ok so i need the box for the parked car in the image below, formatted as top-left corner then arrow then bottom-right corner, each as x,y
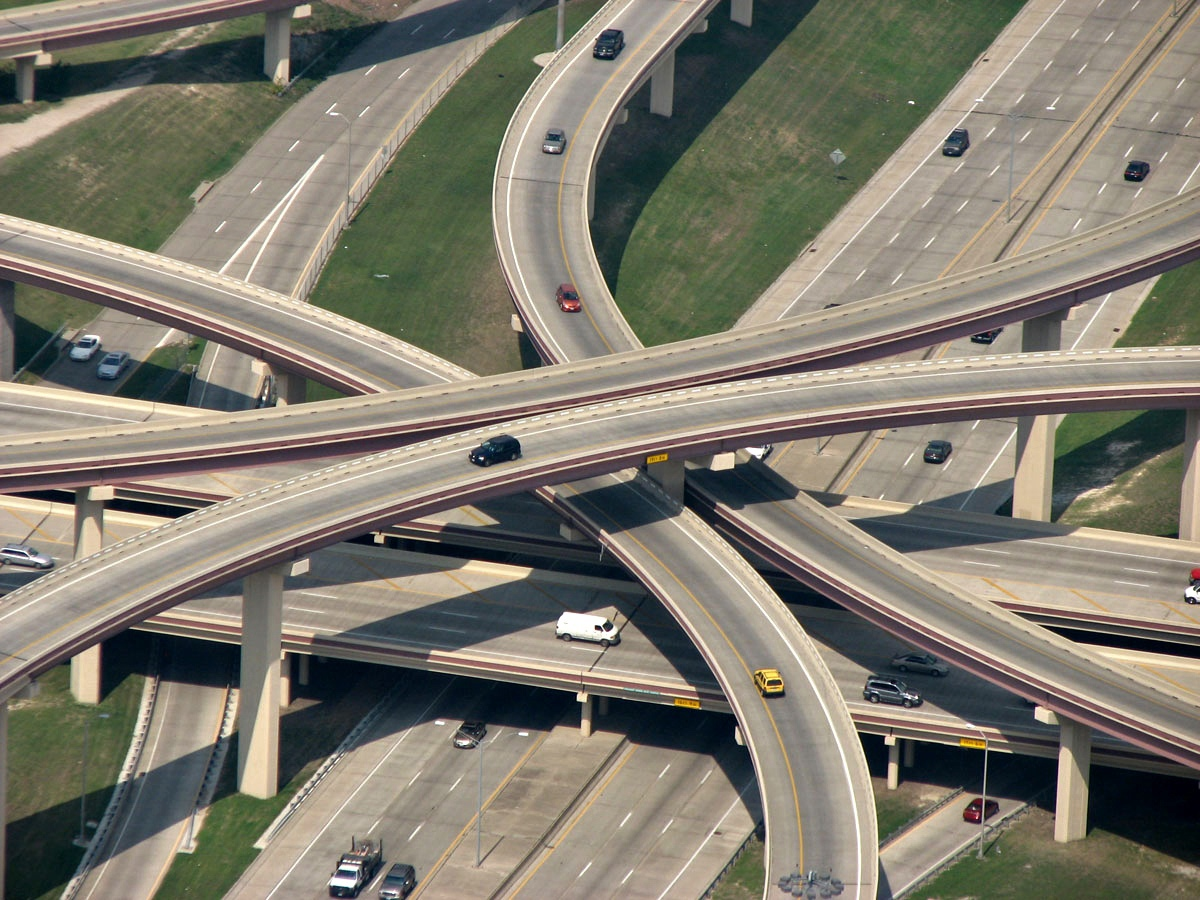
753,667 -> 785,696
0,543 -> 54,569
744,444 -> 773,461
942,127 -> 970,156
593,28 -> 625,59
1184,582 -> 1200,604
962,797 -> 1000,823
970,328 -> 1002,344
454,721 -> 487,749
923,439 -> 952,464
1124,160 -> 1150,182
377,862 -> 417,899
555,283 -> 582,312
890,651 -> 949,677
69,334 -> 102,361
863,674 -> 922,708
468,434 -> 521,466
96,350 -> 131,380
542,127 -> 567,154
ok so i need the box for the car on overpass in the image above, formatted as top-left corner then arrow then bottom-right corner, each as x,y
890,651 -> 949,677
593,28 -> 624,59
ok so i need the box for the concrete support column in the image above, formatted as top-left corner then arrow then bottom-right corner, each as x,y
885,735 -> 900,790
731,0 -> 752,27
297,652 -> 310,687
274,370 -> 307,406
902,738 -> 915,768
1036,707 -> 1091,842
14,56 -> 40,104
1180,408 -> 1200,541
1013,311 -> 1067,521
559,522 -> 585,541
645,457 -> 685,503
597,696 -> 609,716
71,486 -> 114,705
0,702 -> 7,893
238,558 -> 308,799
280,652 -> 293,708
0,280 -> 13,381
650,50 -> 675,118
263,8 -> 293,84
578,691 -> 593,738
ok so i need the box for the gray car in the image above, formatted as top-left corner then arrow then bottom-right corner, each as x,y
96,350 -> 131,380
0,543 -> 54,569
542,127 -> 567,154
863,674 -> 922,707
890,650 -> 949,677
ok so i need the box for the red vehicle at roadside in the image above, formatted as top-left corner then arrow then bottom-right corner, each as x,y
962,797 -> 999,823
555,283 -> 582,312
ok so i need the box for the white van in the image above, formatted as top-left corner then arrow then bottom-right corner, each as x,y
555,612 -> 620,647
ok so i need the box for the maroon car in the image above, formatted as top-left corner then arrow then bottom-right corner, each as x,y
963,797 -> 999,823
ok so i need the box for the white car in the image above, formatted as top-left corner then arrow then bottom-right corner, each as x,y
69,334 -> 102,361
1185,584 -> 1200,605
96,351 -> 131,380
745,444 -> 773,460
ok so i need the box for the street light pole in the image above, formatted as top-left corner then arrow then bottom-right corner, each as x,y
476,738 -> 484,867
76,712 -> 110,848
556,0 -> 565,50
968,723 -> 990,858
326,109 -> 353,219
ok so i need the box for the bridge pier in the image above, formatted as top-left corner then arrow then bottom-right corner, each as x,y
1179,408 -> 1200,540
650,50 -> 675,118
1036,707 -> 1091,841
70,486 -> 115,705
0,280 -> 12,381
731,0 -> 753,27
238,558 -> 308,799
12,53 -> 50,104
1012,310 -> 1070,521
263,6 -> 311,85
578,691 -> 593,737
644,457 -> 685,502
885,735 -> 900,789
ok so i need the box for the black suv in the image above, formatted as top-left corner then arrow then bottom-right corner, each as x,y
593,28 -> 625,59
942,128 -> 970,156
468,434 -> 521,467
863,674 -> 923,708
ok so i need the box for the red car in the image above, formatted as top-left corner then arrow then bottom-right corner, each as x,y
962,797 -> 999,823
555,283 -> 582,312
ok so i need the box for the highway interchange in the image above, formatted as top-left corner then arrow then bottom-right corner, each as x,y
4,0 -> 1200,897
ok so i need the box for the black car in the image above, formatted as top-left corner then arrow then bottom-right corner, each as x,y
923,439 -> 952,464
942,127 -> 970,156
1124,160 -> 1150,182
378,862 -> 417,899
454,721 -> 487,749
593,28 -> 625,59
468,434 -> 521,467
970,327 -> 1002,344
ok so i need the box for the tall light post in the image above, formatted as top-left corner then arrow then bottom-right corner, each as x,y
964,723 -> 990,858
1007,112 -> 1020,223
75,712 -> 110,848
326,108 -> 353,219
556,0 -> 565,50
470,728 -> 529,867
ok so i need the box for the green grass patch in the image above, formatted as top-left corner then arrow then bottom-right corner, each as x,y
307,0 -> 606,378
6,634 -> 147,900
592,0 -> 1025,345
711,837 -> 764,900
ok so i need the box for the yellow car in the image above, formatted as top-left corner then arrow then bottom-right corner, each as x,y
753,668 -> 785,697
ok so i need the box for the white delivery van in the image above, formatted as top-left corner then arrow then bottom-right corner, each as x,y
556,612 -> 620,647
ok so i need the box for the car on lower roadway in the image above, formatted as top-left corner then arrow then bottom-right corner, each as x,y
753,667 -> 785,696
890,651 -> 948,676
593,28 -> 624,59
923,439 -> 952,464
1124,160 -> 1150,182
542,128 -> 567,154
468,434 -> 521,466
863,674 -> 922,708
970,328 -> 1002,344
69,334 -> 102,361
96,350 -> 131,380
962,797 -> 999,823
378,862 -> 417,899
0,543 -> 54,569
454,721 -> 487,749
942,127 -> 970,156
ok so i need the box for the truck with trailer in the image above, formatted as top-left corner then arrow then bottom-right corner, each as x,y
327,837 -> 383,898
